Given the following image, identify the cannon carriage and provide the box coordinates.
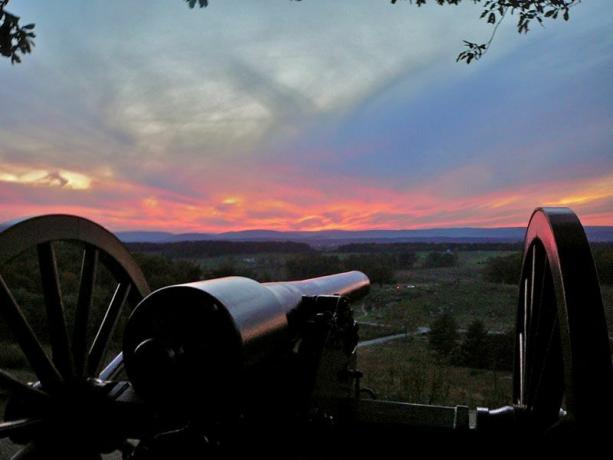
[0,207,610,458]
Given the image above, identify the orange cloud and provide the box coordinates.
[1,158,612,232]
[0,165,92,190]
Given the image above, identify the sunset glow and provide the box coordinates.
[1,1,611,232]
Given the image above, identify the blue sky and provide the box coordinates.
[0,0,611,231]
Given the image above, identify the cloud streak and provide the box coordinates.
[0,0,611,231]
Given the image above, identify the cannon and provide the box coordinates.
[0,207,611,458]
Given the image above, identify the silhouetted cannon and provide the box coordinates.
[122,272,369,419]
[0,208,611,459]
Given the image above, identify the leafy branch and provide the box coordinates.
[190,0,581,64]
[0,0,582,65]
[185,0,209,7]
[0,0,35,64]
[460,0,580,63]
[390,0,580,63]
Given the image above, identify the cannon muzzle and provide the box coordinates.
[122,271,369,416]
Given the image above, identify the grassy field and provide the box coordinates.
[351,250,518,408]
[355,251,518,332]
[359,338,512,408]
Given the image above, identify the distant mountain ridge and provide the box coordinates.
[2,222,612,245]
[113,226,613,245]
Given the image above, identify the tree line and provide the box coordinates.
[336,242,521,253]
[481,245,613,285]
[428,313,514,371]
[127,240,313,258]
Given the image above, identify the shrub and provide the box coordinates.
[457,319,489,368]
[428,313,459,357]
[593,247,613,285]
[482,252,522,284]
[423,251,458,268]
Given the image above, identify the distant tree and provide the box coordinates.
[397,251,417,269]
[457,319,489,368]
[485,330,515,371]
[206,262,256,279]
[423,251,458,268]
[368,262,395,285]
[132,253,203,290]
[428,313,459,357]
[127,240,312,258]
[286,254,344,280]
[343,254,395,285]
[593,246,613,285]
[482,252,522,284]
[1,0,581,64]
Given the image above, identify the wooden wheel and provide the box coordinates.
[514,207,612,436]
[0,215,150,457]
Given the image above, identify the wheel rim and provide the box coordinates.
[0,214,150,455]
[513,207,612,434]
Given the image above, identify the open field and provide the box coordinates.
[351,250,517,408]
[359,338,512,408]
[354,251,519,333]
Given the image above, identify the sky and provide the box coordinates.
[0,0,612,232]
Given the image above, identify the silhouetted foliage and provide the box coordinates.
[593,246,613,285]
[0,0,35,64]
[132,253,203,291]
[396,0,580,63]
[1,0,579,64]
[428,313,459,357]
[127,240,313,259]
[284,253,397,284]
[397,251,418,267]
[0,247,205,348]
[482,246,613,285]
[456,319,488,368]
[422,251,458,268]
[286,254,344,280]
[482,252,522,284]
[448,320,514,371]
[337,242,521,252]
[343,254,396,285]
[196,0,579,63]
[485,330,514,371]
[185,0,208,7]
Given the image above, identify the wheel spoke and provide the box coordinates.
[526,259,564,427]
[0,418,43,441]
[530,319,564,427]
[518,330,525,405]
[529,245,536,327]
[72,247,98,377]
[531,249,549,344]
[87,282,131,377]
[0,368,48,401]
[99,352,124,381]
[520,275,529,406]
[530,312,560,404]
[0,275,62,390]
[525,245,547,402]
[37,242,73,378]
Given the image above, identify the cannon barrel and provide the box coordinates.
[122,271,369,414]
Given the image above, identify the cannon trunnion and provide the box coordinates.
[0,208,611,459]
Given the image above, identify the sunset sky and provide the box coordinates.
[0,0,611,232]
